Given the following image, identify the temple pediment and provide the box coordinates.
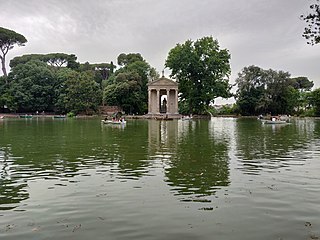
[148,77,178,87]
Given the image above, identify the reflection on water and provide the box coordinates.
[148,119,230,201]
[1,118,320,240]
[0,148,29,210]
[1,118,318,209]
[235,119,318,174]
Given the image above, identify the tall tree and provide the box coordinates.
[0,27,27,78]
[165,36,231,115]
[235,65,267,115]
[10,53,79,70]
[6,60,56,112]
[301,0,320,45]
[63,71,102,114]
[104,53,156,114]
[236,65,306,115]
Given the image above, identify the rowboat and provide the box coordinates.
[53,115,66,119]
[19,115,33,119]
[101,120,126,125]
[263,120,288,124]
[181,116,192,121]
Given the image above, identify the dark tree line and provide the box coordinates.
[0,52,157,115]
[235,65,320,116]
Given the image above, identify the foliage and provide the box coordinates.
[178,101,190,115]
[0,76,10,111]
[165,36,231,115]
[2,61,102,114]
[104,53,157,114]
[10,53,79,70]
[0,27,27,77]
[62,71,102,115]
[235,65,267,115]
[6,60,56,112]
[290,76,314,91]
[235,65,311,116]
[78,61,116,88]
[117,53,143,66]
[67,112,76,118]
[216,104,238,116]
[301,0,320,45]
[53,68,78,113]
[310,88,320,116]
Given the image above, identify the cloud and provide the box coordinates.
[1,0,319,95]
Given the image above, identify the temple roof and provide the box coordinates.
[147,76,178,87]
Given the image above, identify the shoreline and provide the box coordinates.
[1,113,320,120]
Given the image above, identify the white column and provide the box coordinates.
[148,89,151,114]
[166,89,170,113]
[175,89,179,114]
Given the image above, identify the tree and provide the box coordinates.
[165,36,231,115]
[301,0,320,45]
[117,53,143,66]
[310,88,320,116]
[236,65,303,115]
[52,68,77,113]
[263,69,293,114]
[63,71,102,114]
[235,65,267,115]
[77,61,116,88]
[6,60,56,112]
[10,53,79,70]
[0,76,10,112]
[290,76,314,91]
[0,27,27,78]
[104,53,156,114]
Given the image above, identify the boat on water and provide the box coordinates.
[101,119,126,125]
[53,115,66,119]
[155,117,173,121]
[19,115,33,119]
[259,115,290,125]
[263,120,288,124]
[181,116,192,121]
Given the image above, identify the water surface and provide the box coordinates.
[0,117,319,239]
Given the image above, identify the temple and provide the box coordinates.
[146,75,179,117]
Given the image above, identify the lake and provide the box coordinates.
[0,117,319,240]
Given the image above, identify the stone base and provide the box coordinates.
[144,113,181,119]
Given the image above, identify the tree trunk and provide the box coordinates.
[1,55,8,79]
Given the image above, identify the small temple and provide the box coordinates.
[146,72,180,118]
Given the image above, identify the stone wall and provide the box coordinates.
[99,106,123,115]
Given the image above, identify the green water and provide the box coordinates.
[0,117,319,239]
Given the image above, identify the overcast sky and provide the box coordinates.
[1,0,319,103]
